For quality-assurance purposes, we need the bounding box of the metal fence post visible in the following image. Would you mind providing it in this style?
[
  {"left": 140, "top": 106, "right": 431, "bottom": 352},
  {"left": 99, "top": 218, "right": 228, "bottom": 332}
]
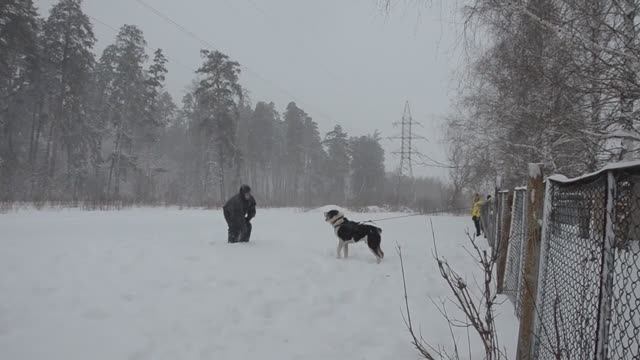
[
  {"left": 497, "top": 191, "right": 513, "bottom": 293},
  {"left": 516, "top": 163, "right": 545, "bottom": 360},
  {"left": 595, "top": 171, "right": 616, "bottom": 359}
]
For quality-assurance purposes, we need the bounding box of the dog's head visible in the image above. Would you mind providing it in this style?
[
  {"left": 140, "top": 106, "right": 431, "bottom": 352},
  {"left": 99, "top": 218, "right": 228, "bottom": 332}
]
[{"left": 324, "top": 209, "right": 343, "bottom": 223}]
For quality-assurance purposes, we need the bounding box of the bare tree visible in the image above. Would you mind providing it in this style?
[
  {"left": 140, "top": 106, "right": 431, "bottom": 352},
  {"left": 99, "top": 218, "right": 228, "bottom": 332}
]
[{"left": 398, "top": 220, "right": 508, "bottom": 360}]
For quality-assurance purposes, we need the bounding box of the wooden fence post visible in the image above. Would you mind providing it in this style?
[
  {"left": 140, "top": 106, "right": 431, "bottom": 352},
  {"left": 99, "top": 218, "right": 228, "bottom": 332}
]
[
  {"left": 497, "top": 191, "right": 513, "bottom": 293},
  {"left": 595, "top": 171, "right": 616, "bottom": 359},
  {"left": 516, "top": 163, "right": 545, "bottom": 359}
]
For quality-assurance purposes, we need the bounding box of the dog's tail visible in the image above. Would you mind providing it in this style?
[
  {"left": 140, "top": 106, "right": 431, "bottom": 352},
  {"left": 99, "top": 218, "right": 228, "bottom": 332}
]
[{"left": 367, "top": 227, "right": 384, "bottom": 261}]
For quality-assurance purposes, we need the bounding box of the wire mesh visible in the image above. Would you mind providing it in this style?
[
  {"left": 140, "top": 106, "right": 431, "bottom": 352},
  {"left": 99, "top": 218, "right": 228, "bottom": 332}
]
[
  {"left": 481, "top": 199, "right": 497, "bottom": 248},
  {"left": 533, "top": 175, "right": 607, "bottom": 359},
  {"left": 497, "top": 191, "right": 509, "bottom": 250},
  {"left": 605, "top": 169, "right": 640, "bottom": 359},
  {"left": 503, "top": 188, "right": 527, "bottom": 318}
]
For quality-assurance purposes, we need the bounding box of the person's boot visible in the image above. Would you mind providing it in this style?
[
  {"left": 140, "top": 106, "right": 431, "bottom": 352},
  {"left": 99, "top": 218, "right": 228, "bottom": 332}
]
[
  {"left": 228, "top": 228, "right": 239, "bottom": 243},
  {"left": 239, "top": 222, "right": 252, "bottom": 242}
]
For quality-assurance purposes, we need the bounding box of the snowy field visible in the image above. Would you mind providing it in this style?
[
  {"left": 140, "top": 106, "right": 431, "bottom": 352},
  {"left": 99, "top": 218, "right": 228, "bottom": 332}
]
[{"left": 0, "top": 207, "right": 518, "bottom": 359}]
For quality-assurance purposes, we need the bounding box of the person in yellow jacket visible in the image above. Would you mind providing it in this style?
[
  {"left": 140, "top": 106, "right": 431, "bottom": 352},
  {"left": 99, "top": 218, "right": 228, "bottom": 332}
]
[{"left": 471, "top": 193, "right": 484, "bottom": 237}]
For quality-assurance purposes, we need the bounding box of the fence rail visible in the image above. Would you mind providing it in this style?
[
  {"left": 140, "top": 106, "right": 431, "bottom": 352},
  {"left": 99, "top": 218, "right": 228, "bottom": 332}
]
[{"left": 482, "top": 161, "right": 640, "bottom": 359}]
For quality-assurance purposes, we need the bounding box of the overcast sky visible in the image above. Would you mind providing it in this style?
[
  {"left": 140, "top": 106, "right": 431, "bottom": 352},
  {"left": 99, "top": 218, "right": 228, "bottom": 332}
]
[{"left": 34, "top": 0, "right": 466, "bottom": 179}]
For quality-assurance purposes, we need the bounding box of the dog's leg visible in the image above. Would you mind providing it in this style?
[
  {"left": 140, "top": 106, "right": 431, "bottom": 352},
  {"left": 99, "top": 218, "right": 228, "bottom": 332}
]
[
  {"left": 336, "top": 239, "right": 343, "bottom": 259},
  {"left": 368, "top": 246, "right": 383, "bottom": 264},
  {"left": 344, "top": 243, "right": 349, "bottom": 258},
  {"left": 369, "top": 247, "right": 381, "bottom": 263}
]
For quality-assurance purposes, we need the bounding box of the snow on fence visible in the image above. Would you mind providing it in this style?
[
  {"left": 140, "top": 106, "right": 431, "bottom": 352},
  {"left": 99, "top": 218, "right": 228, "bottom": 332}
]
[{"left": 485, "top": 162, "right": 640, "bottom": 359}]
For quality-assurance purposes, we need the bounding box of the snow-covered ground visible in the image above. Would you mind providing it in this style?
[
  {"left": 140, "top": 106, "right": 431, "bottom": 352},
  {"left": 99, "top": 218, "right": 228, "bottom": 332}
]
[{"left": 0, "top": 208, "right": 518, "bottom": 359}]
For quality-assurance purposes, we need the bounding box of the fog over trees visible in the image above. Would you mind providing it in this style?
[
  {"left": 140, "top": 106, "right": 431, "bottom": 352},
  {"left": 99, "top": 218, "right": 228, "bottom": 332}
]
[
  {"left": 1, "top": 0, "right": 458, "bottom": 210},
  {"left": 6, "top": 0, "right": 635, "bottom": 210}
]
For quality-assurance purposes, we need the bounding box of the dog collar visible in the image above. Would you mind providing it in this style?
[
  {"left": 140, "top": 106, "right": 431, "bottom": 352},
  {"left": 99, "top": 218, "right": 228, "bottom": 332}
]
[{"left": 331, "top": 216, "right": 344, "bottom": 228}]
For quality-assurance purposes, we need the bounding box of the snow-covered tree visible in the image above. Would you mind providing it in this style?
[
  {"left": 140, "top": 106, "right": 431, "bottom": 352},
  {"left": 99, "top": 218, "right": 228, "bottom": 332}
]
[
  {"left": 193, "top": 50, "right": 243, "bottom": 202},
  {"left": 0, "top": 0, "right": 39, "bottom": 201},
  {"left": 301, "top": 116, "right": 327, "bottom": 206},
  {"left": 283, "top": 102, "right": 307, "bottom": 203},
  {"left": 323, "top": 125, "right": 350, "bottom": 204},
  {"left": 98, "top": 24, "right": 149, "bottom": 199},
  {"left": 40, "top": 0, "right": 96, "bottom": 200},
  {"left": 350, "top": 132, "right": 385, "bottom": 206},
  {"left": 444, "top": 0, "right": 640, "bottom": 190}
]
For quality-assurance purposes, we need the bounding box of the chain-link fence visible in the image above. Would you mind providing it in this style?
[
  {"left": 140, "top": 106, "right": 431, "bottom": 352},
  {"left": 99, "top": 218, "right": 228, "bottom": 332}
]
[
  {"left": 497, "top": 190, "right": 509, "bottom": 250},
  {"left": 526, "top": 164, "right": 640, "bottom": 359},
  {"left": 480, "top": 191, "right": 509, "bottom": 251},
  {"left": 481, "top": 197, "right": 497, "bottom": 248},
  {"left": 604, "top": 168, "right": 640, "bottom": 359},
  {"left": 488, "top": 163, "right": 640, "bottom": 359},
  {"left": 503, "top": 187, "right": 527, "bottom": 318},
  {"left": 532, "top": 174, "right": 607, "bottom": 359}
]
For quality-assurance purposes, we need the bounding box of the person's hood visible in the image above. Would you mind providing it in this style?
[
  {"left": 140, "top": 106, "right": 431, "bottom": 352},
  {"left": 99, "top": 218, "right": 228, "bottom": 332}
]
[{"left": 239, "top": 184, "right": 251, "bottom": 196}]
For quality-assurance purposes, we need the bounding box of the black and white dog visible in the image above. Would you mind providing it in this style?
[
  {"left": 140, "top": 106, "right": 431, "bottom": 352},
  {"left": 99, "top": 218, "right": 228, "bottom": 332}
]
[{"left": 324, "top": 209, "right": 384, "bottom": 263}]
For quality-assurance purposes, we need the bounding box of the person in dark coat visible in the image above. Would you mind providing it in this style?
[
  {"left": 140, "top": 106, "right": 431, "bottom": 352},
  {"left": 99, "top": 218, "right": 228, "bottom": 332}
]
[{"left": 223, "top": 184, "right": 256, "bottom": 243}]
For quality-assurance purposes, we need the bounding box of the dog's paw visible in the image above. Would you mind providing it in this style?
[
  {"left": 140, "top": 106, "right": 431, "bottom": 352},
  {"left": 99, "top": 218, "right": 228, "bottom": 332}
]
[{"left": 376, "top": 258, "right": 382, "bottom": 264}]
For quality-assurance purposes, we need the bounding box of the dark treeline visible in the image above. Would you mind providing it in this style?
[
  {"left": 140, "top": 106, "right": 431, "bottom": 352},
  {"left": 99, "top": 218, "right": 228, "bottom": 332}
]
[{"left": 1, "top": 0, "right": 456, "bottom": 210}]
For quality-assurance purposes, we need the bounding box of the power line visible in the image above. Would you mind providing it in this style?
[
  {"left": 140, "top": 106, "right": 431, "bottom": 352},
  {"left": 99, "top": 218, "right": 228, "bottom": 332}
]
[
  {"left": 414, "top": 153, "right": 455, "bottom": 169},
  {"left": 390, "top": 101, "right": 426, "bottom": 179},
  {"left": 89, "top": 15, "right": 195, "bottom": 74},
  {"left": 131, "top": 0, "right": 338, "bottom": 124},
  {"left": 387, "top": 101, "right": 422, "bottom": 204},
  {"left": 387, "top": 101, "right": 454, "bottom": 201},
  {"left": 243, "top": 0, "right": 269, "bottom": 17},
  {"left": 387, "top": 103, "right": 452, "bottom": 170},
  {"left": 237, "top": 0, "right": 343, "bottom": 83}
]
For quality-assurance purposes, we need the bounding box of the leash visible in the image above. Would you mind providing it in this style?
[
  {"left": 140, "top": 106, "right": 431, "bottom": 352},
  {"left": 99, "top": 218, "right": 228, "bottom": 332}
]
[{"left": 359, "top": 207, "right": 471, "bottom": 224}]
